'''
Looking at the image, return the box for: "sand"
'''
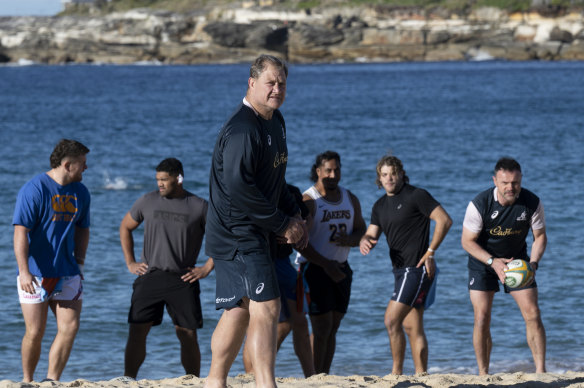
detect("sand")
[2,372,584,388]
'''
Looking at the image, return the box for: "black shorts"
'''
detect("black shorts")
[468,262,537,294]
[214,251,280,310]
[391,267,432,308]
[128,269,203,329]
[303,261,352,315]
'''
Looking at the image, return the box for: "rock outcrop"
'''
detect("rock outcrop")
[0,6,583,64]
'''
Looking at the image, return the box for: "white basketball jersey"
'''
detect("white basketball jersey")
[297,185,355,264]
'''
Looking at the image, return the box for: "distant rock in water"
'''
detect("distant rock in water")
[0,6,583,64]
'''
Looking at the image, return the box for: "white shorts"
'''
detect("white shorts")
[17,275,83,304]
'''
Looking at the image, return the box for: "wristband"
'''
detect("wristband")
[530,262,539,270]
[427,248,435,253]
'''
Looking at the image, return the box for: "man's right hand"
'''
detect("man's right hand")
[18,271,38,294]
[284,217,307,249]
[491,257,511,283]
[127,262,148,276]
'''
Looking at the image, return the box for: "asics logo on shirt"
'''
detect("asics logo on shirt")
[491,211,499,219]
[517,211,527,221]
[267,135,272,146]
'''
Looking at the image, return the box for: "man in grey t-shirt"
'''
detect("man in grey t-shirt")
[119,158,213,378]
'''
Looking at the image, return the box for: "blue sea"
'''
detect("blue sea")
[1,60,583,382]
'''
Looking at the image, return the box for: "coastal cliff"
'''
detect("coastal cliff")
[1,5,583,64]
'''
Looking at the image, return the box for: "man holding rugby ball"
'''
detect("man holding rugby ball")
[462,157,547,375]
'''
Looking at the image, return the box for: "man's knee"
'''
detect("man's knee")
[176,326,198,342]
[310,313,334,335]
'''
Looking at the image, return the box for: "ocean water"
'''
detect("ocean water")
[0,60,583,382]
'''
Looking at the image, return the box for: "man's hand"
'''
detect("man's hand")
[359,235,378,255]
[19,270,38,294]
[127,262,148,276]
[284,217,307,249]
[181,266,212,283]
[416,251,436,279]
[491,257,512,283]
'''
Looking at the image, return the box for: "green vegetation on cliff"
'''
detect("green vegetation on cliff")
[60,0,584,16]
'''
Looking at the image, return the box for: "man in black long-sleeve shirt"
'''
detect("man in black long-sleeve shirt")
[204,55,307,388]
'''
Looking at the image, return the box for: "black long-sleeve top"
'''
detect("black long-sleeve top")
[205,102,299,260]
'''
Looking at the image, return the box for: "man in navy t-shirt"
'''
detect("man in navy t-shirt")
[462,157,547,375]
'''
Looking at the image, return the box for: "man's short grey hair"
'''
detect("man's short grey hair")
[250,54,288,79]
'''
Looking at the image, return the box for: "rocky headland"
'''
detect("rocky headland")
[1,4,583,64]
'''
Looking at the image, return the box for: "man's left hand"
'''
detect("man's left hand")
[416,251,436,279]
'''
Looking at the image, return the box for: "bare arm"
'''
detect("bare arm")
[529,227,547,273]
[74,226,90,271]
[14,225,36,293]
[416,205,452,278]
[181,257,215,283]
[335,192,366,247]
[461,226,509,283]
[119,212,148,275]
[297,194,346,282]
[359,224,382,255]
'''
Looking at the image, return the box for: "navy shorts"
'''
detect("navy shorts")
[468,262,537,294]
[214,251,280,310]
[303,261,352,315]
[391,266,433,308]
[128,269,203,329]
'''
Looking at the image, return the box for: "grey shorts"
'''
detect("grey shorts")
[214,251,280,310]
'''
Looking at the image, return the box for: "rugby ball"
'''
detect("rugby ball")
[504,259,534,289]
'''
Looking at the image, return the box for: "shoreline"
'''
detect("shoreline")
[2,372,584,387]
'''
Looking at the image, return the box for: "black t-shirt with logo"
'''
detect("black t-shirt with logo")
[370,184,439,269]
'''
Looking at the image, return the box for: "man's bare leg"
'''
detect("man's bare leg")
[46,300,82,381]
[402,307,428,374]
[470,290,494,375]
[512,288,546,373]
[20,302,49,382]
[124,322,152,378]
[246,298,280,388]
[205,302,250,388]
[175,326,201,376]
[287,298,315,377]
[385,300,413,375]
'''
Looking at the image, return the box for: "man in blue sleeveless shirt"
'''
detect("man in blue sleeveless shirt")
[462,157,547,375]
[13,139,90,382]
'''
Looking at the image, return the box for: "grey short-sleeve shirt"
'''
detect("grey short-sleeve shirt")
[130,191,207,272]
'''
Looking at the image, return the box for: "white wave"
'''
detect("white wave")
[468,49,496,62]
[17,58,36,66]
[133,60,163,66]
[103,171,129,190]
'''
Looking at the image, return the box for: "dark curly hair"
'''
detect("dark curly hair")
[49,139,90,169]
[310,151,341,182]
